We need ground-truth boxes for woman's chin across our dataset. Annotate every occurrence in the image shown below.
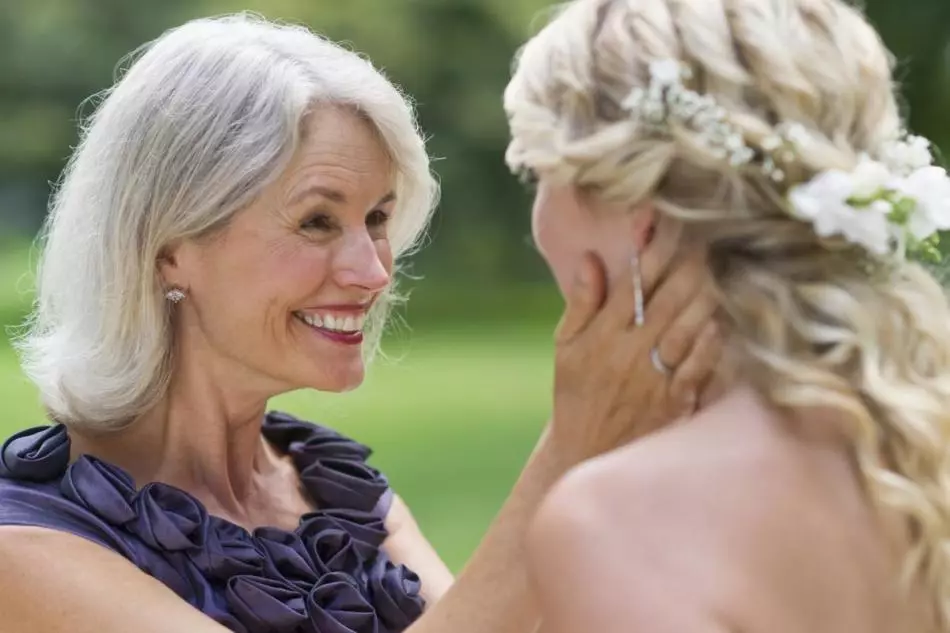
[304,364,366,394]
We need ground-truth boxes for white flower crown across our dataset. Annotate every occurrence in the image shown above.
[622,59,950,261]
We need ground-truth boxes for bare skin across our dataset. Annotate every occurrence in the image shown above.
[523,172,936,632]
[528,385,937,633]
[0,106,721,633]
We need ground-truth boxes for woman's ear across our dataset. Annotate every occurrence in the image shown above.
[157,242,187,290]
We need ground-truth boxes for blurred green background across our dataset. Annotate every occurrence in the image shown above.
[1,0,949,571]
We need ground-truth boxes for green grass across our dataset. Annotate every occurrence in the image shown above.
[280,327,555,570]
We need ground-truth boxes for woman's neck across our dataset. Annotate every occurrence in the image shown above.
[68,355,284,521]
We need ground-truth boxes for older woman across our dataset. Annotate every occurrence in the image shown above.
[0,13,719,633]
[505,0,950,631]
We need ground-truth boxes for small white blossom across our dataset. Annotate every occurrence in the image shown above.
[869,199,892,215]
[879,134,933,176]
[849,156,892,199]
[788,170,892,255]
[894,165,950,239]
[649,59,684,86]
[724,134,745,151]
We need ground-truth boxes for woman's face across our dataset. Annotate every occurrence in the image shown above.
[531,178,648,297]
[163,106,396,396]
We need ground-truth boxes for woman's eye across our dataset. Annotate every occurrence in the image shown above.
[366,209,391,228]
[301,213,335,231]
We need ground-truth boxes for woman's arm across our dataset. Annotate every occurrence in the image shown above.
[398,427,566,632]
[384,493,455,602]
[0,526,230,633]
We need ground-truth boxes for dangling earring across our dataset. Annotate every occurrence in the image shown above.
[165,287,186,304]
[631,248,645,327]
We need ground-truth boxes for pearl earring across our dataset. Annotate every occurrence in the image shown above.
[165,288,186,304]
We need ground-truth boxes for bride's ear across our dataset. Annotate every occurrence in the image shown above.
[630,201,657,251]
[574,185,657,249]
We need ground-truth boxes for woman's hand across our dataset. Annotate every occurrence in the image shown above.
[549,219,722,465]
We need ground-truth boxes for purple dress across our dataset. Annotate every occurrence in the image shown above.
[0,411,425,633]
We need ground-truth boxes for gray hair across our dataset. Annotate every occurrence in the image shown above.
[14,13,438,430]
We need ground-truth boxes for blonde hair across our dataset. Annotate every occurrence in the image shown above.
[505,0,950,625]
[15,13,438,430]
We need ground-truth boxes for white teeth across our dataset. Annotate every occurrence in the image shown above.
[298,311,366,333]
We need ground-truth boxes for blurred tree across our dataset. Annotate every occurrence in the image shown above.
[0,0,947,279]
[865,0,950,150]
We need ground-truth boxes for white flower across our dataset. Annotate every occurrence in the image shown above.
[905,135,934,169]
[649,59,684,87]
[869,199,892,215]
[788,169,892,255]
[788,170,852,224]
[894,165,950,239]
[840,209,893,256]
[849,156,893,199]
[880,134,933,176]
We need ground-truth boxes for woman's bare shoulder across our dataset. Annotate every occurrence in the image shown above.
[0,525,228,633]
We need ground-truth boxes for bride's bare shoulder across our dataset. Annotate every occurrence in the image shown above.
[541,385,784,522]
[526,387,790,630]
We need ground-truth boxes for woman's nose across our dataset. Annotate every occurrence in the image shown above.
[333,232,392,291]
